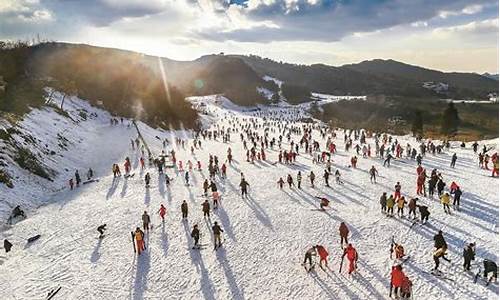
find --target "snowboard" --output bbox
[27,234,41,243]
[83,179,99,185]
[124,173,135,179]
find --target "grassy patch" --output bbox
[0,169,14,188]
[14,147,53,181]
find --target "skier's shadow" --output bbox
[161,222,168,257]
[131,250,151,300]
[216,248,244,299]
[120,179,128,198]
[106,177,121,199]
[144,188,150,206]
[90,238,103,263]
[157,173,165,198]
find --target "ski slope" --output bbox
[0,93,498,300]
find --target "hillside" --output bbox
[0,42,198,129]
[234,55,498,100]
[0,92,498,299]
[344,59,498,99]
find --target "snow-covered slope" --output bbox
[0,94,498,299]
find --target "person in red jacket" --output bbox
[416,165,423,176]
[390,265,405,298]
[339,222,349,248]
[158,204,167,222]
[316,245,329,269]
[124,157,131,174]
[343,243,358,274]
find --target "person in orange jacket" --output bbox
[343,243,358,274]
[316,245,329,269]
[134,227,145,255]
[158,204,167,222]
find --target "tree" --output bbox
[411,110,423,136]
[440,102,460,136]
[59,80,77,110]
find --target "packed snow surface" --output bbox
[0,93,498,300]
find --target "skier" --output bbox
[384,153,393,167]
[181,200,188,219]
[334,170,343,184]
[203,179,209,196]
[386,195,395,216]
[309,171,316,188]
[316,197,329,211]
[134,227,145,255]
[339,222,349,248]
[433,230,450,272]
[144,172,151,188]
[184,171,189,186]
[277,177,285,189]
[440,192,451,214]
[391,241,405,259]
[142,211,151,232]
[437,179,446,196]
[400,275,413,299]
[369,166,378,183]
[483,260,498,284]
[408,197,418,219]
[450,153,457,168]
[390,265,405,298]
[372,190,385,213]
[323,170,330,187]
[453,186,462,210]
[239,178,250,198]
[463,242,475,271]
[202,200,210,218]
[316,245,329,269]
[212,191,220,208]
[342,244,358,274]
[303,246,317,271]
[87,168,94,180]
[212,221,224,250]
[396,196,406,218]
[75,170,81,186]
[158,204,167,222]
[394,182,402,200]
[286,174,294,188]
[191,224,200,249]
[97,224,106,238]
[69,178,74,190]
[297,171,302,189]
[417,205,430,224]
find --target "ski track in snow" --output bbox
[0,93,498,299]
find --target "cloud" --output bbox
[192,0,497,42]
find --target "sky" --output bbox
[0,0,498,73]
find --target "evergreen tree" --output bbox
[440,102,460,135]
[411,110,423,136]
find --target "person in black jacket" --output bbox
[483,260,498,283]
[191,224,200,249]
[463,242,475,271]
[433,230,450,271]
[453,187,462,210]
[436,179,446,196]
[417,205,430,224]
